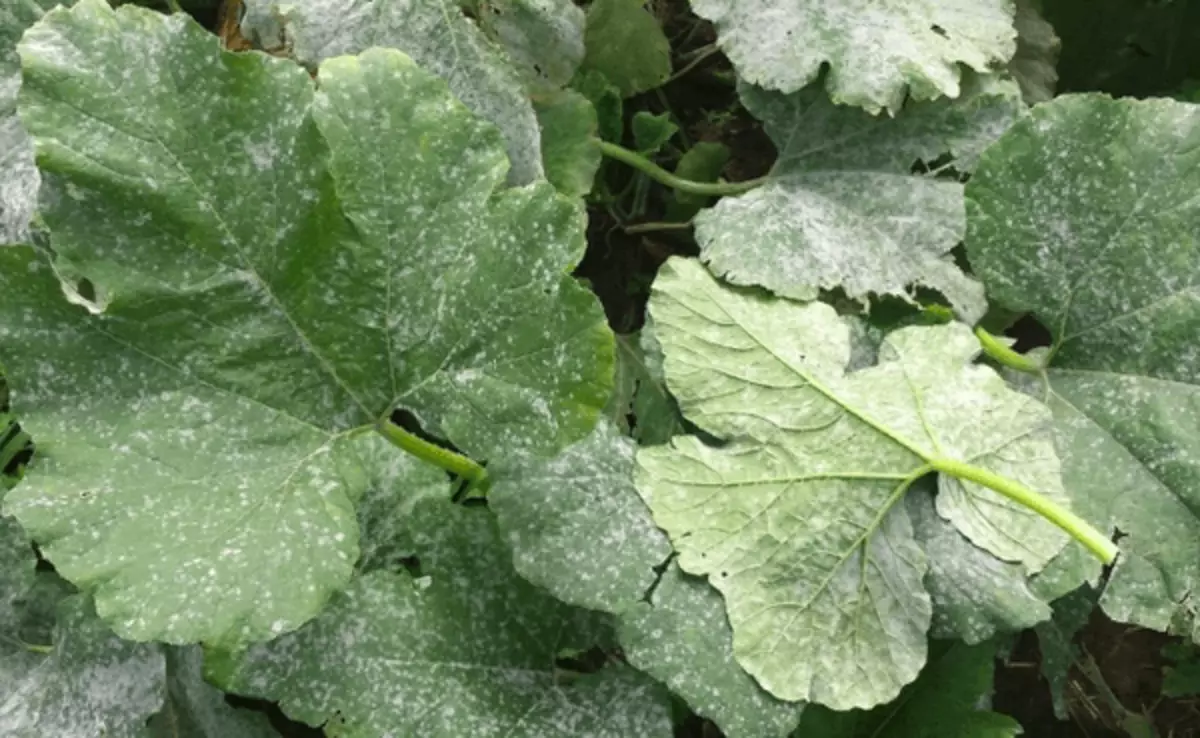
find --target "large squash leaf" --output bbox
[211,500,675,738]
[241,0,548,184]
[966,93,1200,642]
[635,257,1074,709]
[688,0,1017,113]
[1,3,608,645]
[696,77,1023,323]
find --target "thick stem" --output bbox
[974,326,1043,374]
[931,456,1118,564]
[595,140,766,196]
[375,419,491,493]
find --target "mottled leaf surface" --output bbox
[610,328,684,446]
[0,516,35,631]
[635,258,1070,708]
[966,94,1200,641]
[1009,0,1060,104]
[474,0,586,90]
[491,421,671,614]
[2,4,607,645]
[214,500,674,737]
[619,564,805,738]
[689,0,1017,112]
[242,0,545,184]
[908,483,1051,644]
[0,0,55,245]
[1034,586,1097,720]
[0,594,164,737]
[580,0,671,97]
[794,641,1021,737]
[696,78,1023,322]
[146,647,278,738]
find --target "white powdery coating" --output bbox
[690,0,1017,113]
[145,647,278,737]
[242,0,546,184]
[0,596,165,738]
[221,502,674,737]
[0,0,54,245]
[696,77,1024,322]
[635,258,1071,709]
[2,3,607,647]
[966,94,1200,641]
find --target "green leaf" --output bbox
[696,77,1024,323]
[213,500,675,737]
[1008,0,1061,104]
[907,482,1052,644]
[2,4,608,645]
[491,421,670,614]
[632,111,677,155]
[0,516,35,631]
[534,87,602,198]
[580,0,671,98]
[636,257,1074,709]
[1,593,165,737]
[0,0,56,246]
[609,327,684,446]
[794,641,1021,737]
[146,647,279,738]
[689,0,1017,113]
[619,563,805,738]
[1162,642,1200,698]
[665,141,731,221]
[965,93,1200,641]
[570,68,623,142]
[242,0,546,184]
[1034,586,1097,719]
[472,0,586,90]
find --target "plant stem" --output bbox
[595,140,766,196]
[375,419,491,493]
[930,456,1118,564]
[974,326,1043,374]
[625,221,693,235]
[165,0,183,13]
[665,43,721,86]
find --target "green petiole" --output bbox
[375,418,491,494]
[930,456,1118,565]
[595,140,766,197]
[973,326,1044,374]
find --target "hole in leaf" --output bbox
[223,695,325,737]
[930,24,948,38]
[554,645,610,676]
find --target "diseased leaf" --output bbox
[2,4,608,645]
[212,500,675,737]
[242,0,546,184]
[534,87,602,198]
[665,141,731,222]
[473,0,586,90]
[696,77,1024,323]
[1,593,165,737]
[0,516,35,631]
[1034,586,1097,719]
[635,257,1072,708]
[0,0,56,246]
[619,563,805,738]
[689,0,1017,113]
[491,421,671,614]
[966,93,1200,642]
[610,328,684,446]
[1009,0,1061,104]
[794,641,1021,737]
[145,647,279,738]
[908,482,1052,644]
[580,0,671,98]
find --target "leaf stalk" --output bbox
[973,326,1043,374]
[595,140,766,196]
[930,456,1118,565]
[375,419,491,494]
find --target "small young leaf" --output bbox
[570,68,623,142]
[689,0,1017,113]
[619,564,806,738]
[490,421,671,614]
[666,141,732,221]
[580,0,671,98]
[213,500,675,737]
[535,87,603,198]
[966,93,1200,642]
[609,327,684,446]
[696,76,1023,322]
[631,111,677,155]
[636,257,1073,709]
[1034,586,1098,719]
